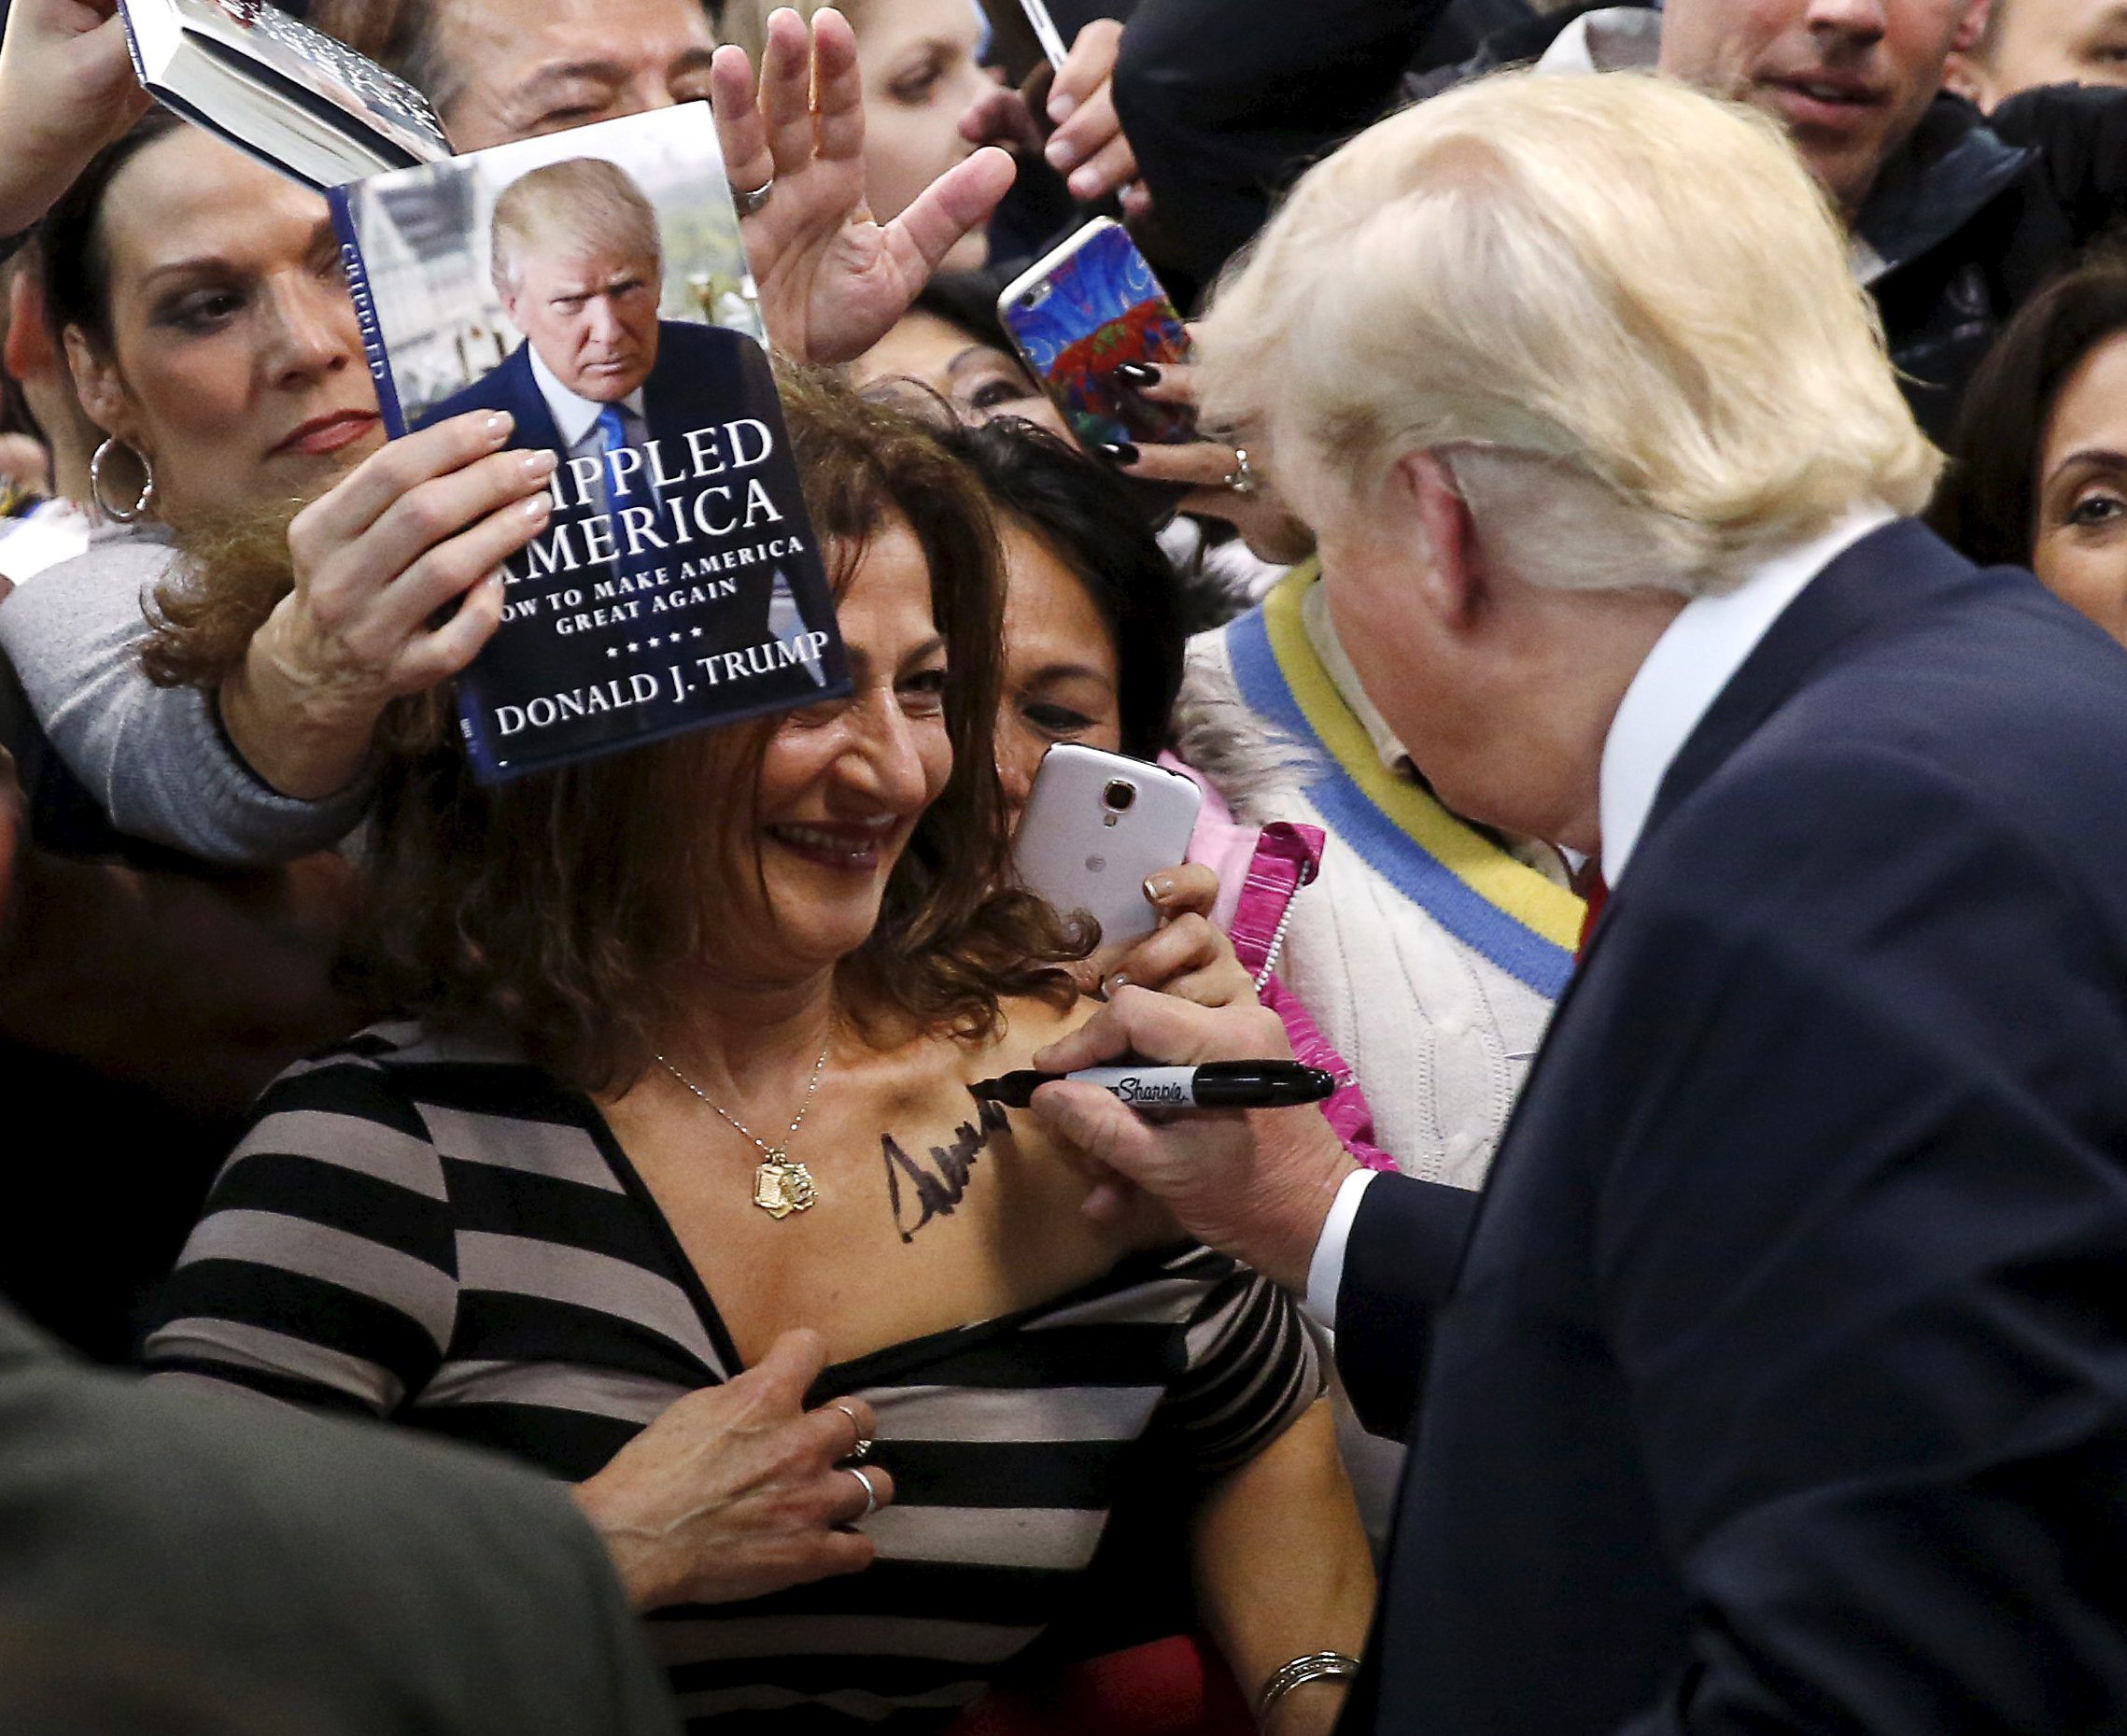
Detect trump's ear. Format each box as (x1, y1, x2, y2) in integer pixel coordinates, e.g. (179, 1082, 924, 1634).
(1390, 449, 1486, 634)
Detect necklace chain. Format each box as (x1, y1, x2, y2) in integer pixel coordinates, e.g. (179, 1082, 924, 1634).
(655, 1040, 831, 1164)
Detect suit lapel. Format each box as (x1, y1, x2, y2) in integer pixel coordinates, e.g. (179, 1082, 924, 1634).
(501, 344, 567, 457)
(1420, 524, 1983, 1318)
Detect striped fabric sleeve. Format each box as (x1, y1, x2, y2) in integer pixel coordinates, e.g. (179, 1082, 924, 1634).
(142, 1051, 458, 1418)
(1155, 1255, 1329, 1477)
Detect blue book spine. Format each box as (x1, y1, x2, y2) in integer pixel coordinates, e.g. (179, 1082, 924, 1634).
(327, 184, 509, 778)
(326, 188, 408, 438)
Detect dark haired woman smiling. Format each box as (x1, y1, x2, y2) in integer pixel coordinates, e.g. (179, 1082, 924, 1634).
(142, 380, 1373, 1736)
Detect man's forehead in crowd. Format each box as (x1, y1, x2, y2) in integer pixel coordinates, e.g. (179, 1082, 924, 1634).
(429, 0, 721, 150)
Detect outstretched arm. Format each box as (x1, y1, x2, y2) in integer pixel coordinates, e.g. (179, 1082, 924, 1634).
(710, 7, 1016, 366)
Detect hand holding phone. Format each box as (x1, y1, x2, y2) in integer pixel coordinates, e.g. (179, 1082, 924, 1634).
(1014, 745, 1203, 949)
(998, 220, 1197, 471)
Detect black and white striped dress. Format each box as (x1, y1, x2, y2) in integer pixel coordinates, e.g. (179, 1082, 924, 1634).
(143, 1023, 1326, 1732)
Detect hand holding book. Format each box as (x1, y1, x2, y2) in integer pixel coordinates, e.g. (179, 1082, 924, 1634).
(223, 410, 553, 801)
(0, 0, 153, 238)
(706, 7, 1016, 366)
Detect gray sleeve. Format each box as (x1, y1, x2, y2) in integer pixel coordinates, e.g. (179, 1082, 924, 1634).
(0, 539, 372, 866)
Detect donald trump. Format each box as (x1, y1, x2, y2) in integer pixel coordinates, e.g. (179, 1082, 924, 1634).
(1027, 69, 2127, 1733)
(422, 155, 815, 661)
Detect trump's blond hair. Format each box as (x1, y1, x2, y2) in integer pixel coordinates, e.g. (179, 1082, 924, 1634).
(489, 158, 662, 297)
(1195, 71, 1940, 596)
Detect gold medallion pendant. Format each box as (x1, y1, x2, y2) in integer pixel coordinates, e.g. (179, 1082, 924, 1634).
(656, 1041, 830, 1224)
(753, 1155, 819, 1220)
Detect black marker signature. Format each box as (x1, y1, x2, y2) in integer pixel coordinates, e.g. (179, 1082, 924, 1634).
(882, 1098, 1008, 1243)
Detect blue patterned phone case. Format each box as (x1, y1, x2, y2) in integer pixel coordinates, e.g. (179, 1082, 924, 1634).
(999, 219, 1195, 452)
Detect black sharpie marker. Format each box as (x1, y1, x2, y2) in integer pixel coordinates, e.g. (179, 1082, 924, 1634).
(970, 1062, 1337, 1111)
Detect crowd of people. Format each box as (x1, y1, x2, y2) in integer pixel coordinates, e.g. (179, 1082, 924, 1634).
(3, 0, 2127, 1730)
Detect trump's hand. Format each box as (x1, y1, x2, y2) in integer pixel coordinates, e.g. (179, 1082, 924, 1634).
(1028, 986, 1356, 1292)
(710, 7, 1016, 366)
(576, 1328, 892, 1610)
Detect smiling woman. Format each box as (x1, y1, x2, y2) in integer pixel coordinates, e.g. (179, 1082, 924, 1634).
(140, 374, 1375, 1734)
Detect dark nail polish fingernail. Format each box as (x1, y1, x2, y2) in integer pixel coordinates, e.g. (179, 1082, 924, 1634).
(1116, 362, 1161, 386)
(1099, 440, 1141, 465)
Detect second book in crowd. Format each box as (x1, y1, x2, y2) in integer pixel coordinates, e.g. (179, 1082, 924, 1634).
(330, 106, 851, 782)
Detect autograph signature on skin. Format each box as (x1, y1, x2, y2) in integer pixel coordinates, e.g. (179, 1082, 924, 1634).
(882, 1098, 1009, 1243)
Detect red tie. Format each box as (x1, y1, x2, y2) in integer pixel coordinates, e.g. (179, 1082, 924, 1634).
(1575, 870, 1609, 963)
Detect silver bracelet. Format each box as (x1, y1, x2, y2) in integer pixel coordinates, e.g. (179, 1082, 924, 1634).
(1256, 1650, 1359, 1723)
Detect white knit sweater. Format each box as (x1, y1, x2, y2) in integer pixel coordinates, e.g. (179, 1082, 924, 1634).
(1178, 576, 1577, 1193)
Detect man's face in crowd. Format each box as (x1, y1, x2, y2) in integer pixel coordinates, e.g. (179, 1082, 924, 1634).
(1951, 0, 2127, 106)
(1659, 0, 1985, 217)
(502, 248, 662, 403)
(433, 0, 718, 151)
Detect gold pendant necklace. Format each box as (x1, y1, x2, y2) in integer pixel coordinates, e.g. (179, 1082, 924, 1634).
(655, 1039, 831, 1220)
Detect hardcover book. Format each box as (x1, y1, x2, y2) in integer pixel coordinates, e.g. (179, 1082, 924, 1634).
(328, 105, 851, 783)
(117, 0, 450, 191)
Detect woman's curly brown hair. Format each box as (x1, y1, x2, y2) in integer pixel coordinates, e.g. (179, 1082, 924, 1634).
(335, 365, 1089, 1091)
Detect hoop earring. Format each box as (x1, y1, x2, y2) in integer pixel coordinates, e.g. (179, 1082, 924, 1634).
(90, 437, 156, 524)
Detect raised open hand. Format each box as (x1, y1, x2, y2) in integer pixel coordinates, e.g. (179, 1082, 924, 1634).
(709, 6, 1015, 366)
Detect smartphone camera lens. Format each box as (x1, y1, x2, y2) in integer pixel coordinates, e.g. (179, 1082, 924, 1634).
(1103, 780, 1137, 812)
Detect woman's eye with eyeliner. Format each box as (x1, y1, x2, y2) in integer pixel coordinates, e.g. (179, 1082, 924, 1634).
(969, 378, 1036, 411)
(161, 289, 245, 332)
(900, 669, 950, 713)
(1023, 703, 1094, 736)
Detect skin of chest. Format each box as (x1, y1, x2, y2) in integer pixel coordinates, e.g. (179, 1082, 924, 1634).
(599, 993, 1178, 1369)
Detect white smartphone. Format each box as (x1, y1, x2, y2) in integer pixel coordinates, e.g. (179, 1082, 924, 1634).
(1014, 745, 1203, 949)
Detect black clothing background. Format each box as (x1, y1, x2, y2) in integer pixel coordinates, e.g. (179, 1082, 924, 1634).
(1115, 1, 2127, 440)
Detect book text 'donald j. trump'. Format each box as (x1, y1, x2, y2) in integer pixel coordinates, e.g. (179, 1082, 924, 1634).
(329, 105, 850, 783)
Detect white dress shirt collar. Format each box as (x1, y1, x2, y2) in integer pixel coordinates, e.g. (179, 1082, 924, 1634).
(1599, 503, 1895, 885)
(526, 341, 648, 450)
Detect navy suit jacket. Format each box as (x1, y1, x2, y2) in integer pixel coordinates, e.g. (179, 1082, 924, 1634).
(1336, 520, 2127, 1732)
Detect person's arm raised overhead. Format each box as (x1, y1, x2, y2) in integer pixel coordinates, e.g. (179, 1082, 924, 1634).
(708, 7, 1016, 366)
(0, 0, 151, 241)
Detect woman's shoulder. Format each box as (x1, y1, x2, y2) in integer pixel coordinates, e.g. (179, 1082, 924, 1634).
(946, 992, 1181, 1255)
(985, 989, 1098, 1064)
(0, 525, 180, 659)
(248, 1019, 574, 1140)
